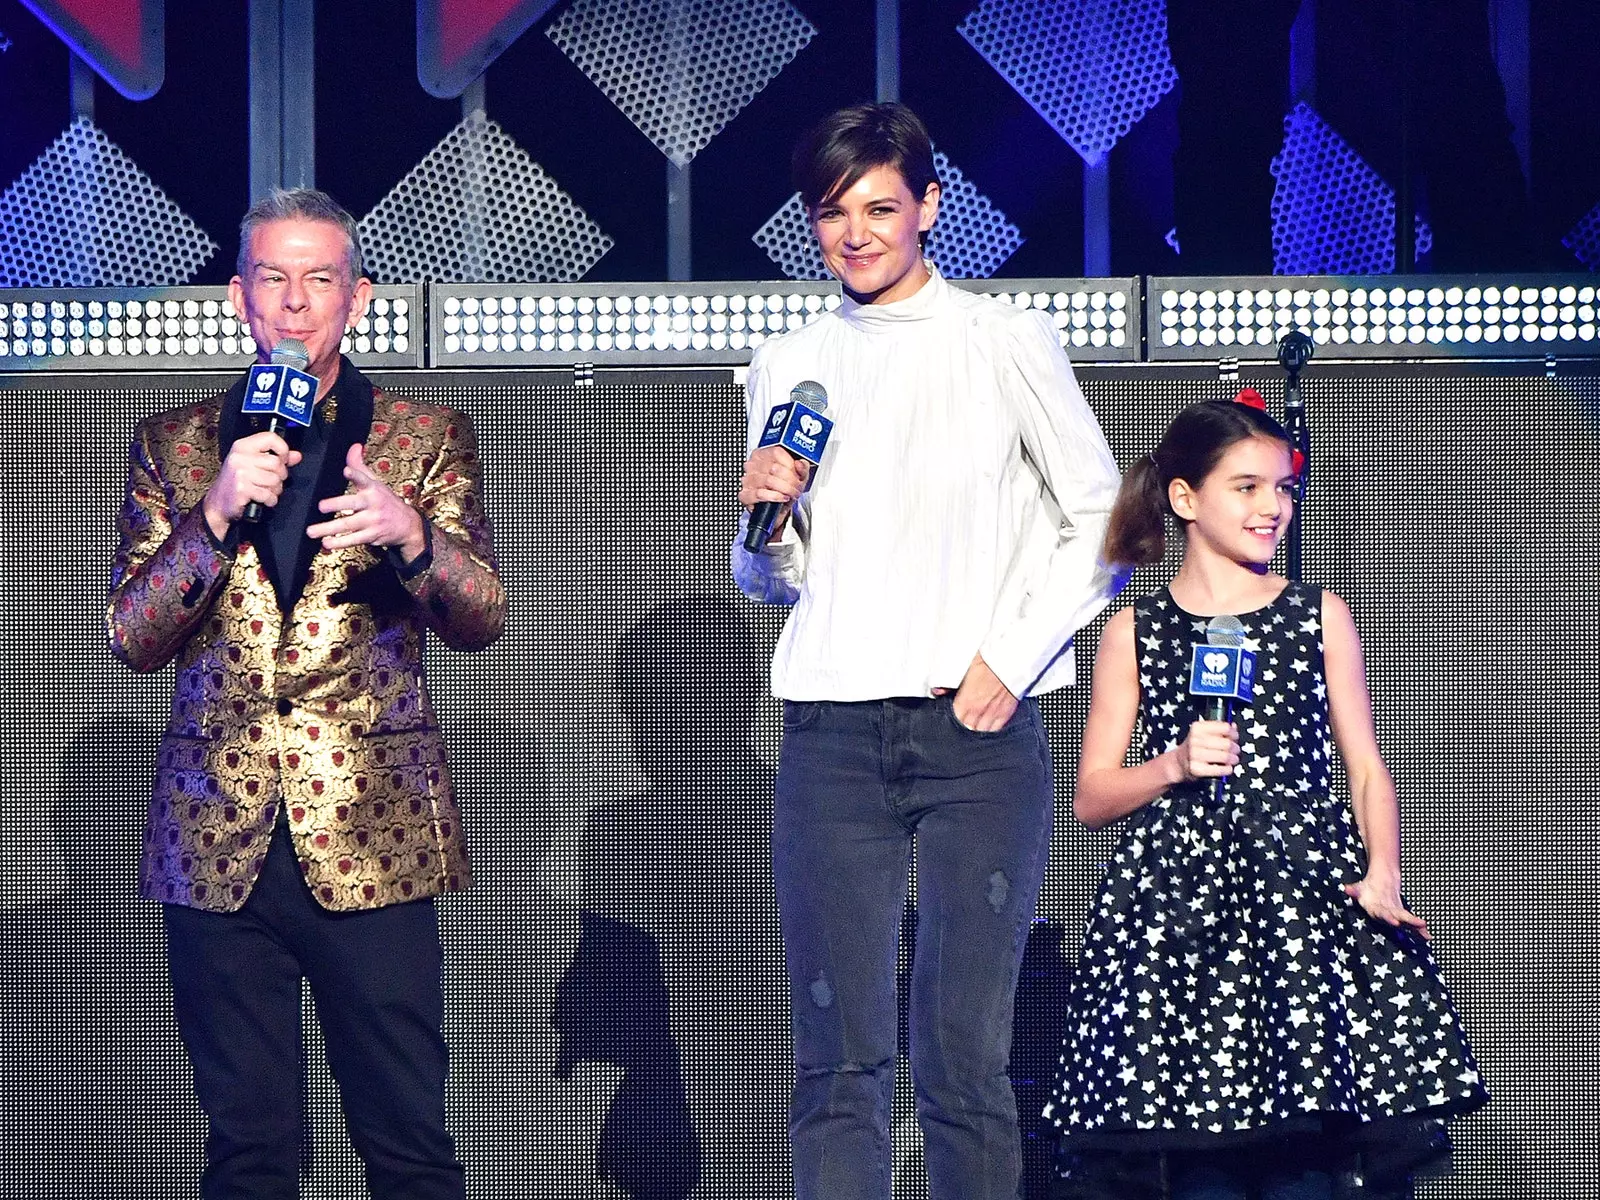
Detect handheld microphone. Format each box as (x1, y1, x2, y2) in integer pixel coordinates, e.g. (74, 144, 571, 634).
(240, 339, 316, 523)
(743, 380, 833, 552)
(1187, 615, 1255, 801)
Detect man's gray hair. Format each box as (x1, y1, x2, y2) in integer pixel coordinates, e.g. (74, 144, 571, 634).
(236, 188, 364, 282)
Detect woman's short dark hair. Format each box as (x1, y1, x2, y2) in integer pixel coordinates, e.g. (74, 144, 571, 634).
(791, 102, 940, 212)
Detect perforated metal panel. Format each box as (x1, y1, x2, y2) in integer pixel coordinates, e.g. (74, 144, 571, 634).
(1270, 102, 1434, 276)
(1562, 201, 1600, 271)
(751, 195, 829, 282)
(957, 0, 1176, 167)
(0, 118, 218, 287)
(753, 150, 1024, 282)
(546, 0, 816, 167)
(358, 115, 613, 285)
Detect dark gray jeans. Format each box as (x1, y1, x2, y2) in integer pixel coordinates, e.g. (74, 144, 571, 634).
(773, 694, 1054, 1200)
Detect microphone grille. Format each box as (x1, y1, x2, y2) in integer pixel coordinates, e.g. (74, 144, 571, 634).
(791, 380, 828, 412)
(1204, 614, 1247, 648)
(270, 338, 311, 371)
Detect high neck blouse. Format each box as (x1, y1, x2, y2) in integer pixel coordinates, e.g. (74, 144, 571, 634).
(734, 267, 1125, 701)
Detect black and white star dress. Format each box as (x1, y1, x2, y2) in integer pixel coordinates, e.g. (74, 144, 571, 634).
(1046, 583, 1487, 1196)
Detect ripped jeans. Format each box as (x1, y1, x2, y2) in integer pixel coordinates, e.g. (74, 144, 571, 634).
(773, 695, 1054, 1200)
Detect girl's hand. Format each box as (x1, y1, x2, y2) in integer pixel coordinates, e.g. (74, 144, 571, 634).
(1169, 719, 1239, 782)
(1344, 870, 1430, 940)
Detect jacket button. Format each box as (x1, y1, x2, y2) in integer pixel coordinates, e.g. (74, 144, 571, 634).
(276, 698, 292, 716)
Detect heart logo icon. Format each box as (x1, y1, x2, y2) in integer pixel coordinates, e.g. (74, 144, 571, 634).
(1203, 651, 1229, 672)
(800, 415, 822, 437)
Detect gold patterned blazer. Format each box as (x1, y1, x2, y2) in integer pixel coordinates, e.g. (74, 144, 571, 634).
(109, 359, 505, 913)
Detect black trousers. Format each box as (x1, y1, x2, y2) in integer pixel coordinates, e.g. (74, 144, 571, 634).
(163, 816, 464, 1200)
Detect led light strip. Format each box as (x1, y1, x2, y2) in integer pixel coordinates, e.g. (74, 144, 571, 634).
(429, 278, 1140, 366)
(1150, 277, 1600, 359)
(0, 286, 421, 369)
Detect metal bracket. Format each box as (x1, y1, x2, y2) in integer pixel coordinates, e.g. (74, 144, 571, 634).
(573, 362, 595, 388)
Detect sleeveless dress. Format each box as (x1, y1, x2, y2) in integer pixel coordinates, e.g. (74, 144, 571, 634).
(1046, 583, 1487, 1197)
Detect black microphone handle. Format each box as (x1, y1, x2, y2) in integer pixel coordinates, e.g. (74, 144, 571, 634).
(1204, 696, 1231, 803)
(743, 500, 783, 552)
(239, 415, 283, 524)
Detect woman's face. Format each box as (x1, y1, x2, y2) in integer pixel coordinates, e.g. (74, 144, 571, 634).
(811, 164, 940, 306)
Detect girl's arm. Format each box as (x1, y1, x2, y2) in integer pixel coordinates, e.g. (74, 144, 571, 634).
(1323, 590, 1430, 938)
(1073, 607, 1238, 830)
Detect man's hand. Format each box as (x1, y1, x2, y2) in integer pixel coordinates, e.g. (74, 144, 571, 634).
(306, 443, 426, 561)
(203, 430, 303, 538)
(947, 654, 1018, 732)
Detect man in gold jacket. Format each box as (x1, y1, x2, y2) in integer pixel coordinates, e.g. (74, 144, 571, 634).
(108, 188, 504, 1199)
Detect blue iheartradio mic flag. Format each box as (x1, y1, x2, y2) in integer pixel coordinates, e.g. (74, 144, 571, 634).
(744, 381, 833, 551)
(1188, 644, 1256, 712)
(241, 362, 317, 429)
(1188, 614, 1255, 802)
(240, 339, 316, 523)
(754, 397, 833, 462)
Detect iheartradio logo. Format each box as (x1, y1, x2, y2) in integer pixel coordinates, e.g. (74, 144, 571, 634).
(799, 414, 823, 437)
(769, 409, 785, 427)
(1203, 651, 1230, 673)
(288, 377, 312, 400)
(253, 371, 277, 392)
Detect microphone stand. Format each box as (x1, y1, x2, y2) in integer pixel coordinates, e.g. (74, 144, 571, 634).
(1277, 331, 1314, 582)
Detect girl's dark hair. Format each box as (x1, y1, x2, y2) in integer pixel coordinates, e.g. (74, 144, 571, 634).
(791, 102, 940, 213)
(1103, 401, 1293, 567)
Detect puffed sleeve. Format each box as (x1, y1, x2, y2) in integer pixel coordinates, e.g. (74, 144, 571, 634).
(730, 342, 807, 605)
(980, 311, 1130, 696)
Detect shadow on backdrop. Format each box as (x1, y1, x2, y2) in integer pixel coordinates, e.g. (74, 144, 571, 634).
(553, 594, 789, 1197)
(0, 714, 202, 1197)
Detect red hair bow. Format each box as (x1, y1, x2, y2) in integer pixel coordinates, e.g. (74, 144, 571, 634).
(1233, 387, 1305, 474)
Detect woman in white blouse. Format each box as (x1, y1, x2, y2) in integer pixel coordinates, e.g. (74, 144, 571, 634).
(734, 102, 1124, 1200)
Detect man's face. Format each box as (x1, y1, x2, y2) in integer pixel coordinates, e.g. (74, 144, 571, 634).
(228, 218, 371, 392)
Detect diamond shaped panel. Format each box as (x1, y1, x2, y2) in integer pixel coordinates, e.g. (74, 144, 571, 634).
(1562, 203, 1600, 271)
(547, 0, 816, 167)
(753, 150, 1023, 281)
(958, 0, 1176, 166)
(359, 114, 613, 284)
(1270, 101, 1432, 275)
(0, 118, 217, 287)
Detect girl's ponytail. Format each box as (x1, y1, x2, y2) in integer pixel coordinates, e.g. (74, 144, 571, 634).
(1102, 452, 1169, 567)
(1101, 399, 1295, 570)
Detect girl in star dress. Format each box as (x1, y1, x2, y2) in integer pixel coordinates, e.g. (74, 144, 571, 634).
(1046, 400, 1486, 1200)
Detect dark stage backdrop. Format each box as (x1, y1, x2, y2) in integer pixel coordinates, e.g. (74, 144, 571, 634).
(0, 361, 1595, 1199)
